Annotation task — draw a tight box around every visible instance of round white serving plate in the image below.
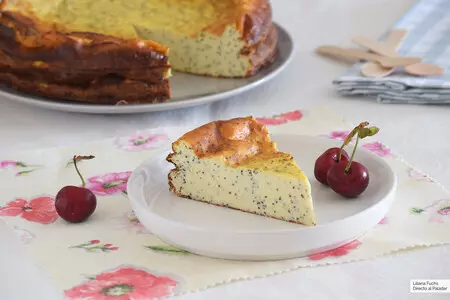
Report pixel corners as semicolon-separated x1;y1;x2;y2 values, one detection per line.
127;134;397;261
0;23;294;115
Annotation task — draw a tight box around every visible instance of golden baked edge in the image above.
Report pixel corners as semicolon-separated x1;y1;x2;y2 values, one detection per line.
166;116;277;165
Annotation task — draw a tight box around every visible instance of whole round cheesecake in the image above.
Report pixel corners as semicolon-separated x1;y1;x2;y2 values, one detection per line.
6;0;278;78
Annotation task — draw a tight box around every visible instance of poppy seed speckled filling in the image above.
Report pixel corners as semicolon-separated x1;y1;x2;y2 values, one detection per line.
168;141;316;226
6;0;276;77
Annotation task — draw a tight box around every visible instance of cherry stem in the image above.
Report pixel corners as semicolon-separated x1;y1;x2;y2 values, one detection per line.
338;143;345;162
338;133;351;161
73;156;86;188
338;130;355;161
339;122;369;162
345;134;359;173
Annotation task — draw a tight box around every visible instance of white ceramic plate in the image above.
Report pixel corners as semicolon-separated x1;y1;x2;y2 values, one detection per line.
127;134;397;261
0;23;294;115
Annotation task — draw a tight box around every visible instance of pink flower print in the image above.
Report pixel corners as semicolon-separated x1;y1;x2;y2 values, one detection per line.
256;117;286;125
308;240;361;260
410;199;450;223
115;131;168;152
279;110;303;121
85;171;132;196
328;130;351;141
378;217;388;224
429;200;450;223
0;160;39;169
363;141;392;157
15;169;39;177
256;110;303;126
0;160;19;168
433;205;450;223
408;167;435;183
113;211;149;234
70;240;119;253
1;160;42;177
0;197;59;224
65;266;180;299
438;206;450;216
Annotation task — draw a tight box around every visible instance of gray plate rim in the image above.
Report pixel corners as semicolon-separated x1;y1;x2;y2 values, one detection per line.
0;22;295;114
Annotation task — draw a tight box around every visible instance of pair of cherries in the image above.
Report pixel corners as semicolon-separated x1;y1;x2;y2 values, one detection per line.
314;122;379;198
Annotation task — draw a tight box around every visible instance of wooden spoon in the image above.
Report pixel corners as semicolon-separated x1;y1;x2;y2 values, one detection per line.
316;45;422;67
352;36;402;58
361;63;395;77
383;29;409;49
361;29;408;77
405;63;445;76
354;35;444;77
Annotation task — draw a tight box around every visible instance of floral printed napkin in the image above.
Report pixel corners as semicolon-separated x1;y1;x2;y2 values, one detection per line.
1;107;450;300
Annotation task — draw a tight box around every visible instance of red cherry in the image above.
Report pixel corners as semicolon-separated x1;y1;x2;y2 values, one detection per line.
314;147;350;185
55;155;97;223
55;186;97;223
326;160;369;198
320;121;379;197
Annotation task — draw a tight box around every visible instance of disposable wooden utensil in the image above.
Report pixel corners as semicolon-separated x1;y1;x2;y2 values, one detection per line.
361;63;394;77
405;63;445;76
354;34;444;77
316;45;422;67
361;29;408;77
352;36;402;58
365;29;407;59
315;47;360;64
383;29;409;48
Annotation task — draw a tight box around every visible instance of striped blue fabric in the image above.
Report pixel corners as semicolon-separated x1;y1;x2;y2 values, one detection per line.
333;0;450;104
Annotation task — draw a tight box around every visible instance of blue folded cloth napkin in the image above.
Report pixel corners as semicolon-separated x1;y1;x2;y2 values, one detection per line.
333;0;450;104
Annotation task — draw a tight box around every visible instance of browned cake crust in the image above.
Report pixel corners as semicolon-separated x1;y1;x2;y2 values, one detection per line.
205;0;272;46
0;9;171;104
244;23;278;76
0;51;168;85
166;116;279;167
0;11;169;68
236;0;278;76
0;72;170;104
240;0;273;45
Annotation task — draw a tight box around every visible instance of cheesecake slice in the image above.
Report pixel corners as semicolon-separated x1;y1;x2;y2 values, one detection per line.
167;117;316;226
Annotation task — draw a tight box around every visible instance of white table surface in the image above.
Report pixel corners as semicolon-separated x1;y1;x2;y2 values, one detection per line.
1;0;450;299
